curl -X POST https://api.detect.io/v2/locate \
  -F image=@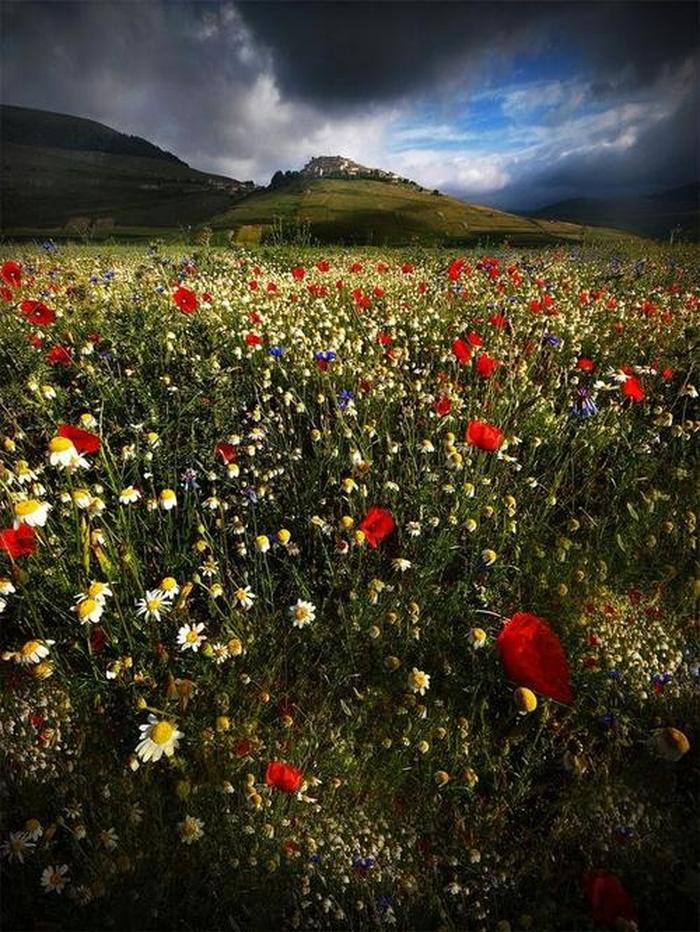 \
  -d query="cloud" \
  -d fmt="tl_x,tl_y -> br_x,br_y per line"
1,0 -> 697,205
